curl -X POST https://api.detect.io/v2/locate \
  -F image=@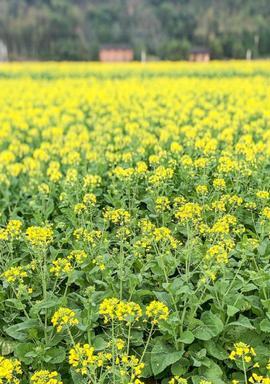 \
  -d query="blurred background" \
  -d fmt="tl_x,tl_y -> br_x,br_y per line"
0,0 -> 270,62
